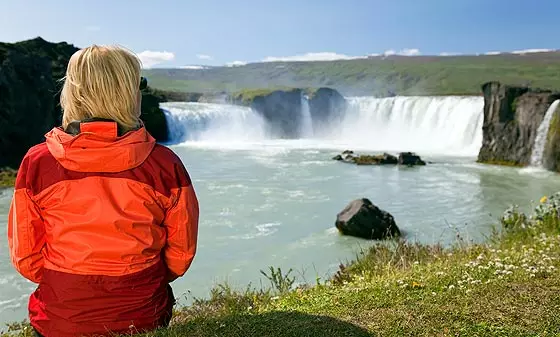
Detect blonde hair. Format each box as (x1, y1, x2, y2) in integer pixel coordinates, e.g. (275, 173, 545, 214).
(60, 45, 142, 131)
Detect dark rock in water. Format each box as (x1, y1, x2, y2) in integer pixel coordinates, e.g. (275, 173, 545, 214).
(382, 152, 398, 164)
(478, 81, 560, 169)
(335, 198, 401, 240)
(332, 150, 422, 166)
(398, 152, 426, 166)
(332, 154, 344, 161)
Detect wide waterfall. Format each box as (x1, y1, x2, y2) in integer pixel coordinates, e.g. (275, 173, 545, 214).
(161, 96, 484, 156)
(530, 99, 560, 167)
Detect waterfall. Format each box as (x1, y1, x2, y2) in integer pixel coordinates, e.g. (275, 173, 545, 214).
(530, 99, 560, 167)
(161, 102, 267, 143)
(329, 96, 484, 156)
(161, 96, 485, 156)
(300, 94, 313, 138)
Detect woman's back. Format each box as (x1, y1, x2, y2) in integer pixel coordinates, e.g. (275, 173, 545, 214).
(8, 46, 199, 337)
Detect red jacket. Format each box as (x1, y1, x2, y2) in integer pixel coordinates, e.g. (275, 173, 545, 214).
(7, 120, 199, 337)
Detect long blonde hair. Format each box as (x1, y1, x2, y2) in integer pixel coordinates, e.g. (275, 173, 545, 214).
(60, 45, 142, 131)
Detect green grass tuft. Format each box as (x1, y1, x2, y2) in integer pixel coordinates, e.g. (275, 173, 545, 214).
(0, 168, 17, 188)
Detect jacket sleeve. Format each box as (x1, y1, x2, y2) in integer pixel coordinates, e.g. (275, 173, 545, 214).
(162, 164, 199, 282)
(7, 169, 46, 284)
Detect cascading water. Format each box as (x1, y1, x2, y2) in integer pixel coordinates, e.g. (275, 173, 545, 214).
(530, 99, 560, 167)
(161, 102, 268, 143)
(300, 94, 313, 138)
(161, 96, 485, 156)
(331, 96, 484, 156)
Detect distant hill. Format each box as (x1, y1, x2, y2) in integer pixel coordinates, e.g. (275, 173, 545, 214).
(143, 52, 560, 96)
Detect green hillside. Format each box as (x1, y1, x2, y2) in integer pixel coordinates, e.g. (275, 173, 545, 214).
(143, 52, 560, 96)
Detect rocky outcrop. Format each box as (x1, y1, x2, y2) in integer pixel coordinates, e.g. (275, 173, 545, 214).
(229, 87, 347, 138)
(307, 87, 347, 135)
(335, 198, 401, 240)
(0, 37, 169, 169)
(478, 81, 560, 167)
(398, 152, 426, 166)
(333, 150, 426, 166)
(543, 105, 560, 171)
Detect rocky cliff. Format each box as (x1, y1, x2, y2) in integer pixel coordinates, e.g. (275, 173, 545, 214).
(229, 87, 347, 138)
(477, 81, 560, 168)
(0, 37, 168, 169)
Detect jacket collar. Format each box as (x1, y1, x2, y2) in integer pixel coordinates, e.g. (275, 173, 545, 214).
(65, 118, 140, 137)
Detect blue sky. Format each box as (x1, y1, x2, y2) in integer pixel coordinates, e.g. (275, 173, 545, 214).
(2, 0, 560, 68)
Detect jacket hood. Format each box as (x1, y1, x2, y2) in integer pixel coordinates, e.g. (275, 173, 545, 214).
(45, 121, 156, 173)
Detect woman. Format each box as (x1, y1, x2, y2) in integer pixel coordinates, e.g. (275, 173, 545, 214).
(7, 45, 199, 337)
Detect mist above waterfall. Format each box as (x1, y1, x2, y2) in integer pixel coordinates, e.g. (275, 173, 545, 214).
(162, 96, 484, 156)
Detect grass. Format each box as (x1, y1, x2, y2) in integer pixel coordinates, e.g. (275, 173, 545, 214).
(143, 52, 560, 96)
(0, 168, 17, 188)
(5, 195, 560, 336)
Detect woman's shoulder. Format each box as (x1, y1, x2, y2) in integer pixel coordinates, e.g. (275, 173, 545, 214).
(149, 144, 184, 166)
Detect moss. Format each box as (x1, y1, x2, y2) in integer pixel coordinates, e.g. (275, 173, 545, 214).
(230, 87, 298, 104)
(476, 159, 525, 167)
(0, 168, 17, 188)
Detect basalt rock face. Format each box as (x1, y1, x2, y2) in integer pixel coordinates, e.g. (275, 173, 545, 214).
(0, 38, 66, 169)
(308, 87, 347, 135)
(0, 37, 169, 169)
(229, 87, 347, 138)
(477, 81, 560, 167)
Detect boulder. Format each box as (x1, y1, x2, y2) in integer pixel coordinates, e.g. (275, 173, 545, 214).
(335, 198, 401, 240)
(477, 81, 560, 167)
(398, 152, 426, 166)
(332, 151, 420, 166)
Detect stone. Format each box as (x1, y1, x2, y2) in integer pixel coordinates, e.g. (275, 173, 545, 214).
(335, 198, 401, 240)
(398, 152, 426, 166)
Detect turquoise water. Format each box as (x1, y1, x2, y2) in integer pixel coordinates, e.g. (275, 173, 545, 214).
(2, 142, 560, 325)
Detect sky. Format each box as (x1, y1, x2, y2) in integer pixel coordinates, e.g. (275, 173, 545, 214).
(2, 0, 560, 68)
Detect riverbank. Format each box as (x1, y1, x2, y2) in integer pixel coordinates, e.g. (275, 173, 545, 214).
(4, 194, 560, 336)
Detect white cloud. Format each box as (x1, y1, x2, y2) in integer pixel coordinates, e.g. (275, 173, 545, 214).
(85, 25, 101, 32)
(262, 52, 367, 62)
(137, 50, 175, 68)
(197, 54, 213, 60)
(484, 51, 501, 55)
(511, 48, 554, 55)
(179, 65, 208, 70)
(399, 48, 421, 56)
(226, 60, 247, 67)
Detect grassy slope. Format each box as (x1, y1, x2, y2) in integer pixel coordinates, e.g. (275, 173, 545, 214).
(6, 196, 560, 337)
(143, 52, 560, 96)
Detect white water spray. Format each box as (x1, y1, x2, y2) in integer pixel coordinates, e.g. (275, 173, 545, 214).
(161, 102, 267, 143)
(331, 96, 484, 156)
(300, 94, 313, 138)
(530, 99, 560, 167)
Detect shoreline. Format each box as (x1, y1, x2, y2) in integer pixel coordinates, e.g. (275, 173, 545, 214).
(3, 194, 560, 336)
